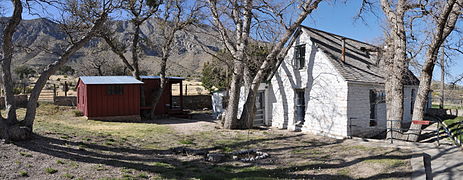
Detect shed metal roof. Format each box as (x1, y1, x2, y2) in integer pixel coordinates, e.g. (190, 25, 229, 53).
(140, 76, 185, 80)
(79, 76, 143, 85)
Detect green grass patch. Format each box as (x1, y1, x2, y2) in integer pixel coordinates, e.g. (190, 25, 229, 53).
(443, 117, 463, 142)
(149, 162, 174, 169)
(137, 173, 149, 179)
(363, 159, 407, 168)
(178, 138, 195, 145)
(19, 152, 33, 157)
(18, 170, 28, 177)
(290, 148, 322, 155)
(62, 173, 75, 179)
(235, 166, 265, 173)
(45, 167, 58, 174)
(56, 160, 66, 164)
(95, 164, 107, 171)
(337, 168, 350, 176)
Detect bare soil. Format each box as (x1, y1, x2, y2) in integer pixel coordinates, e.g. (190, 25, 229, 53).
(0, 104, 414, 179)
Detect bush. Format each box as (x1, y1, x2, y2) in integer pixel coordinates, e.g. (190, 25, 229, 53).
(18, 170, 28, 177)
(45, 167, 58, 174)
(73, 110, 84, 117)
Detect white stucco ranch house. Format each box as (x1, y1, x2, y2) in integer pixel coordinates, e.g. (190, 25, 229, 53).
(243, 26, 430, 138)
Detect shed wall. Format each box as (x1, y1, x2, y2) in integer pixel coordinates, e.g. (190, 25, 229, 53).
(86, 84, 140, 117)
(142, 79, 173, 115)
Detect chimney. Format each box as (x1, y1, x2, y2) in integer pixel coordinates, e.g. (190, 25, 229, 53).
(341, 38, 346, 62)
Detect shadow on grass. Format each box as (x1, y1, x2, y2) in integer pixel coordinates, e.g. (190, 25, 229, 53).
(14, 133, 418, 179)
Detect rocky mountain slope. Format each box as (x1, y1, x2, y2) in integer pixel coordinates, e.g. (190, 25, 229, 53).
(0, 18, 222, 77)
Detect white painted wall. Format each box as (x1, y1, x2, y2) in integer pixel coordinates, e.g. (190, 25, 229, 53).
(270, 29, 349, 138)
(347, 83, 387, 137)
(346, 83, 418, 137)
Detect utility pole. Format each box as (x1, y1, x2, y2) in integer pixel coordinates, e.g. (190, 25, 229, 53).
(440, 46, 445, 109)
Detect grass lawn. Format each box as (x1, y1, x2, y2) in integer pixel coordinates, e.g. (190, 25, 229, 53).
(442, 116, 463, 143)
(432, 104, 463, 109)
(0, 104, 414, 179)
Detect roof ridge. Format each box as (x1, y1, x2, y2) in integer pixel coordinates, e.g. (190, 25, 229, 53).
(300, 25, 379, 49)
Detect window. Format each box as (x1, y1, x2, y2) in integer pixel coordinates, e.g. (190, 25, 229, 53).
(295, 89, 305, 125)
(294, 44, 306, 69)
(107, 85, 124, 95)
(369, 90, 376, 120)
(411, 89, 416, 114)
(369, 89, 386, 120)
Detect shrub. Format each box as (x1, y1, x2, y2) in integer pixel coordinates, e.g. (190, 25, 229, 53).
(62, 173, 75, 179)
(45, 167, 58, 174)
(73, 110, 84, 117)
(18, 170, 28, 177)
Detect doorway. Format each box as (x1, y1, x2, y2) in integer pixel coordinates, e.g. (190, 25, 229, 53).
(254, 91, 265, 126)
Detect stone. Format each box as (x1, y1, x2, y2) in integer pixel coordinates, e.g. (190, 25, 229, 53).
(206, 153, 226, 163)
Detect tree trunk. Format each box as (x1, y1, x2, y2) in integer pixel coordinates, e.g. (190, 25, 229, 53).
(1, 0, 22, 123)
(380, 0, 408, 140)
(0, 0, 25, 142)
(222, 54, 245, 129)
(236, 64, 254, 128)
(440, 46, 445, 109)
(149, 55, 168, 119)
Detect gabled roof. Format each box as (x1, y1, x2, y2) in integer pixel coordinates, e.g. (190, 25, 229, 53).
(301, 26, 419, 85)
(79, 76, 143, 85)
(140, 76, 185, 80)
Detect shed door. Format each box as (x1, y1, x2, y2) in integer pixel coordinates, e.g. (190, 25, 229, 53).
(254, 91, 265, 126)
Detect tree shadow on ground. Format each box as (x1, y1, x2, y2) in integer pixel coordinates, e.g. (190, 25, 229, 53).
(14, 133, 420, 179)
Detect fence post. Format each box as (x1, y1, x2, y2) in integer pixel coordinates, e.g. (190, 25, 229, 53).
(389, 120, 393, 144)
(53, 84, 57, 99)
(437, 122, 440, 146)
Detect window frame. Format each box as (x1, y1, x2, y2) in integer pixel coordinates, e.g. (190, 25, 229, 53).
(107, 85, 124, 95)
(295, 89, 306, 123)
(294, 44, 306, 70)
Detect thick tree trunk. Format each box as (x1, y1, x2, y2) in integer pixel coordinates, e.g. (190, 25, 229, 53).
(385, 72, 405, 139)
(223, 55, 245, 129)
(380, 0, 408, 140)
(149, 55, 169, 119)
(0, 0, 26, 142)
(1, 0, 22, 123)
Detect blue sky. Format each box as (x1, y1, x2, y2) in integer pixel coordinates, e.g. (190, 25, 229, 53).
(302, 1, 463, 85)
(1, 0, 462, 84)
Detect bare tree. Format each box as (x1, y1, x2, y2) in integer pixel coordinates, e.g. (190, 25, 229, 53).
(146, 0, 203, 119)
(101, 0, 161, 80)
(0, 0, 117, 142)
(207, 0, 254, 129)
(406, 0, 462, 141)
(360, 0, 463, 140)
(238, 0, 324, 129)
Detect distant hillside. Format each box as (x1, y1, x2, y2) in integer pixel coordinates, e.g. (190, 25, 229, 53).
(0, 18, 222, 78)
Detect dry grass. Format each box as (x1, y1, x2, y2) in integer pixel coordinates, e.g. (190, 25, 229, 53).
(0, 104, 415, 179)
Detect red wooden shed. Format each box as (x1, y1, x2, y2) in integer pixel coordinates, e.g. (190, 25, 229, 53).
(140, 76, 185, 116)
(77, 76, 143, 121)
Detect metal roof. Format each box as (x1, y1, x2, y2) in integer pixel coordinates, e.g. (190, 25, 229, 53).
(140, 76, 185, 80)
(300, 26, 419, 85)
(79, 76, 143, 85)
